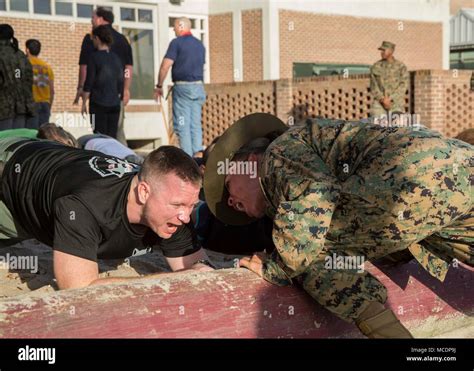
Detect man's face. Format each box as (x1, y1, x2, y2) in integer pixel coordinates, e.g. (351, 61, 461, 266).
(380, 48, 393, 60)
(142, 173, 200, 238)
(91, 11, 104, 28)
(225, 171, 266, 219)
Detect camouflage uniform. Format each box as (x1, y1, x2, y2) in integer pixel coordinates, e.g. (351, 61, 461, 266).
(0, 40, 35, 124)
(260, 118, 473, 322)
(370, 58, 409, 117)
(0, 40, 18, 121)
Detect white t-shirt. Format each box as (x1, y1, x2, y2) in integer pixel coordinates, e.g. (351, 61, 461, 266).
(84, 138, 136, 160)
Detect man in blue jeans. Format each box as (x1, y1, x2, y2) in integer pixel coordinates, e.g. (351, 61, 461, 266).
(154, 17, 206, 156)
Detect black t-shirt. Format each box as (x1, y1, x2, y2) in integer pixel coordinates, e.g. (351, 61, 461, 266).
(83, 50, 124, 107)
(79, 25, 133, 70)
(1, 140, 200, 262)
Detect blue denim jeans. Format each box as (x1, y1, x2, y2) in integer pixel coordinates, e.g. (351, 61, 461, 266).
(26, 102, 51, 129)
(172, 83, 206, 156)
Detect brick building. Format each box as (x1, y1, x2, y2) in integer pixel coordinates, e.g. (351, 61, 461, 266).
(0, 0, 463, 145)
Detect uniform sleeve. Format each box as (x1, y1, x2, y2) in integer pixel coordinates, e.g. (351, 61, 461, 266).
(164, 39, 178, 61)
(391, 63, 409, 104)
(370, 64, 384, 101)
(262, 155, 341, 286)
(157, 222, 201, 258)
(53, 196, 102, 262)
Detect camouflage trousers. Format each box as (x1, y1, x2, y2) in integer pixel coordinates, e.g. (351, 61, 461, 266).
(299, 133, 473, 322)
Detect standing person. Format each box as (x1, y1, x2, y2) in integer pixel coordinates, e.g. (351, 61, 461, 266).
(0, 24, 35, 130)
(370, 41, 409, 119)
(25, 39, 55, 129)
(154, 17, 206, 157)
(81, 25, 124, 138)
(74, 7, 133, 145)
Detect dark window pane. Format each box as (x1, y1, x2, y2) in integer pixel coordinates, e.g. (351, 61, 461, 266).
(77, 3, 92, 18)
(0, 0, 6, 10)
(10, 0, 29, 12)
(169, 17, 176, 27)
(55, 1, 72, 15)
(138, 9, 152, 23)
(34, 0, 51, 14)
(123, 28, 155, 99)
(121, 7, 135, 21)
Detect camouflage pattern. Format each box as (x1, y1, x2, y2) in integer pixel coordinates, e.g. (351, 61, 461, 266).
(0, 40, 35, 121)
(259, 118, 473, 322)
(370, 58, 409, 117)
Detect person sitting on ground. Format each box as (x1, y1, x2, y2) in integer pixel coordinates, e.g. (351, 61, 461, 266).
(0, 137, 213, 289)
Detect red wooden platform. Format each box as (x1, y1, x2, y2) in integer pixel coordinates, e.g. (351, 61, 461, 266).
(0, 260, 473, 338)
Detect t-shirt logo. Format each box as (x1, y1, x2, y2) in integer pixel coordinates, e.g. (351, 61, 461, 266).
(88, 156, 139, 178)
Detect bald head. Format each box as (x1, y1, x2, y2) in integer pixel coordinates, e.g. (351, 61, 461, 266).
(174, 17, 191, 36)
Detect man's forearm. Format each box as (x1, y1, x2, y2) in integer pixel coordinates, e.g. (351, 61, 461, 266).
(124, 65, 133, 91)
(157, 64, 170, 87)
(78, 65, 87, 89)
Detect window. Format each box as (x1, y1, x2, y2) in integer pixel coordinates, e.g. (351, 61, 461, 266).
(450, 49, 474, 70)
(34, 0, 51, 14)
(138, 9, 152, 23)
(123, 28, 155, 99)
(10, 0, 29, 12)
(0, 0, 6, 10)
(77, 3, 92, 18)
(121, 7, 135, 21)
(55, 0, 72, 15)
(293, 63, 371, 78)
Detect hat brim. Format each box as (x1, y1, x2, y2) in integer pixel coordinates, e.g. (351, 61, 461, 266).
(203, 113, 287, 225)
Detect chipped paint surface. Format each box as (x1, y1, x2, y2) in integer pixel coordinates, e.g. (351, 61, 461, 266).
(0, 262, 473, 338)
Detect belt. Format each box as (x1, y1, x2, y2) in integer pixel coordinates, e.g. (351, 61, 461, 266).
(174, 80, 203, 85)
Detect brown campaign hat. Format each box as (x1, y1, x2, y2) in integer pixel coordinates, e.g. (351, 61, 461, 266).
(203, 113, 287, 225)
(378, 41, 396, 51)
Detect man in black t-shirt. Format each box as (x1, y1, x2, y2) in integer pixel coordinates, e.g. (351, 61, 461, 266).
(73, 7, 133, 145)
(0, 137, 211, 289)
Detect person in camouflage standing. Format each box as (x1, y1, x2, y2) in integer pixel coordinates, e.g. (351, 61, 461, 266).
(370, 41, 409, 119)
(204, 113, 473, 339)
(0, 24, 35, 130)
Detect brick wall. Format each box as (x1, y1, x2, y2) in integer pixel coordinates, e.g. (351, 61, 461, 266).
(201, 70, 473, 144)
(201, 80, 275, 145)
(242, 9, 263, 82)
(0, 16, 89, 114)
(279, 10, 443, 79)
(450, 0, 473, 15)
(413, 70, 473, 137)
(209, 13, 234, 83)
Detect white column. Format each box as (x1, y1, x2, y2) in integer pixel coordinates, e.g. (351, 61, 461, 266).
(232, 10, 243, 82)
(262, 2, 280, 80)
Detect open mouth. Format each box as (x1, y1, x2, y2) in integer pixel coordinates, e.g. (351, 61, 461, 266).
(166, 223, 179, 233)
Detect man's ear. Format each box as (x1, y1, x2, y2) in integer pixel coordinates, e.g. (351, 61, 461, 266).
(137, 181, 151, 204)
(248, 153, 258, 162)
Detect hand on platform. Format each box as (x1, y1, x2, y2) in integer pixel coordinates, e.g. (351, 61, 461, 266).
(239, 252, 266, 278)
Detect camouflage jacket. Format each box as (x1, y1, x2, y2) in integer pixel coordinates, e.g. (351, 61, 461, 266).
(259, 118, 473, 286)
(0, 40, 36, 119)
(370, 58, 408, 113)
(0, 40, 18, 120)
